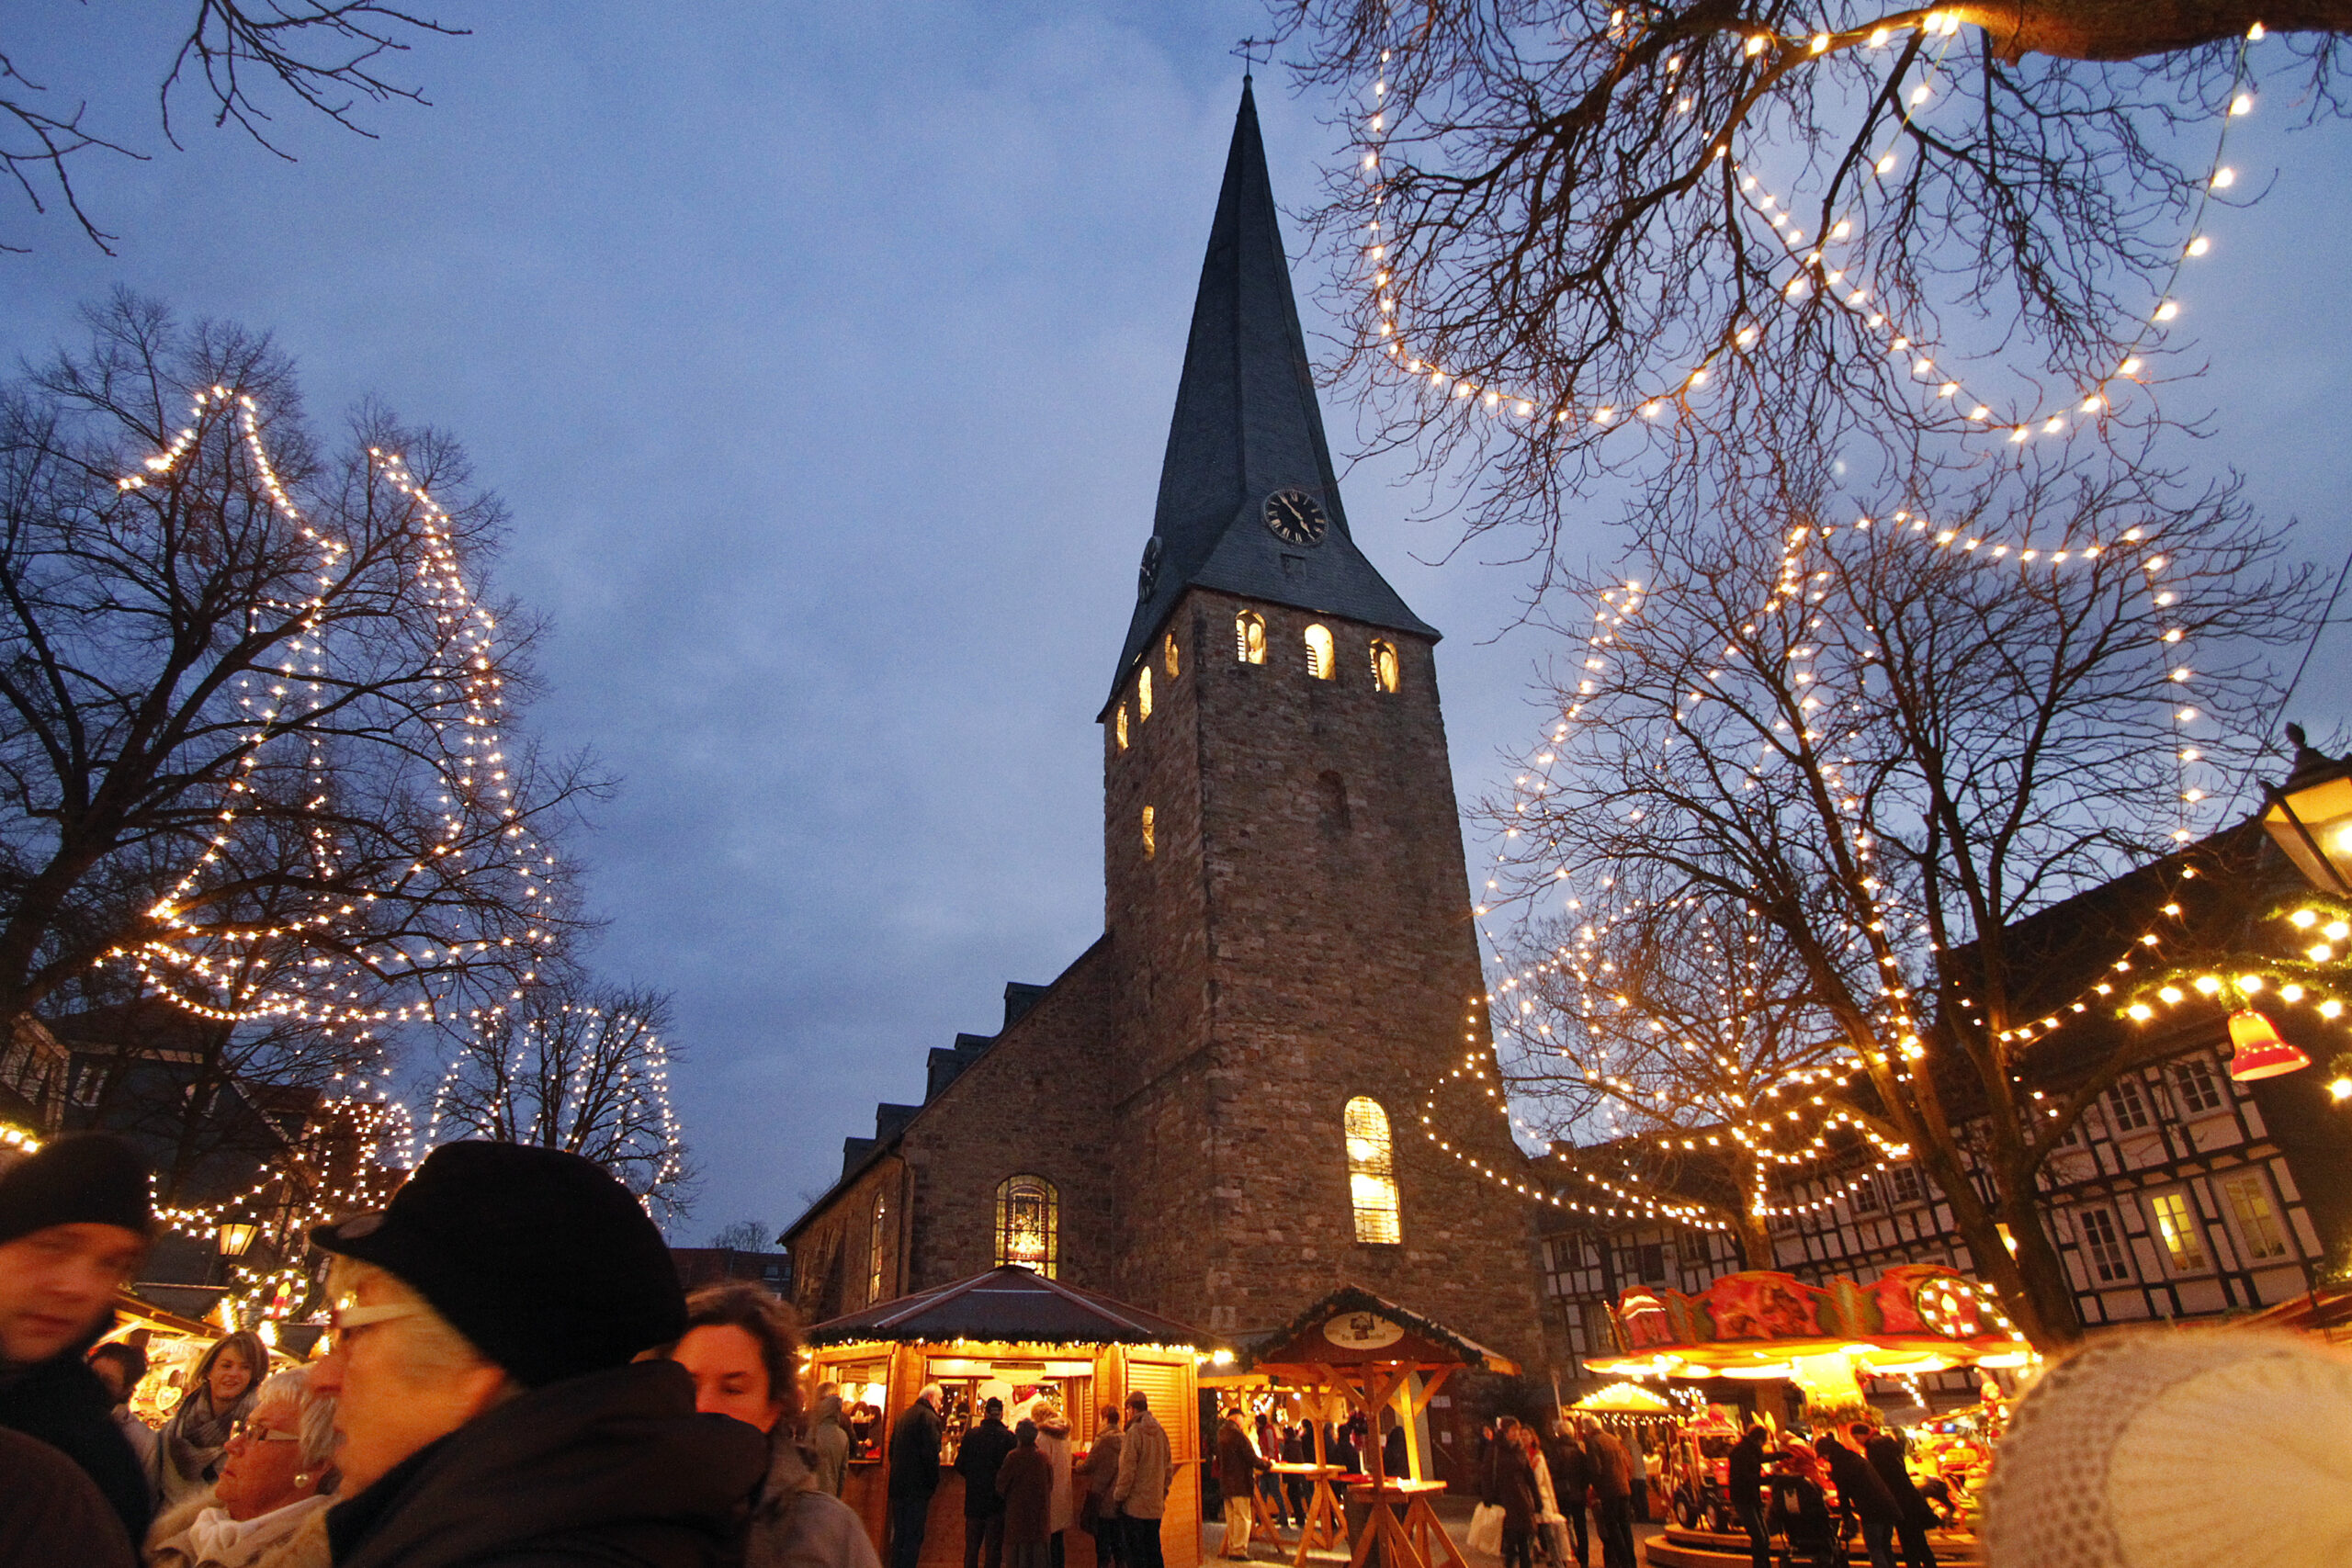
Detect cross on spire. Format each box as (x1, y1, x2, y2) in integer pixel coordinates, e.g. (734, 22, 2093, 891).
(1231, 36, 1274, 76)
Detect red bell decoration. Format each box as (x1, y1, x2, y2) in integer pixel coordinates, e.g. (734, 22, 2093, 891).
(2226, 1010, 2312, 1081)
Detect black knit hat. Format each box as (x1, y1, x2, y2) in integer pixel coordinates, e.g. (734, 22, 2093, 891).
(0, 1133, 153, 1247)
(311, 1141, 684, 1389)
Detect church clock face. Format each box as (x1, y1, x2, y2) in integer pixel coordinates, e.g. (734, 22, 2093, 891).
(1263, 488, 1328, 547)
(1136, 536, 1163, 599)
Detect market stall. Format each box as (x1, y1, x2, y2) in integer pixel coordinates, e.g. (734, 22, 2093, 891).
(803, 1265, 1209, 1568)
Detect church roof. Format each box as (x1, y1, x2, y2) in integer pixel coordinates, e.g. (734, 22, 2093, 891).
(805, 1263, 1208, 1348)
(1107, 78, 1434, 714)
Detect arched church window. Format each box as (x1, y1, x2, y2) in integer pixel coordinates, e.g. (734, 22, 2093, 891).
(995, 1174, 1059, 1277)
(1139, 666, 1153, 720)
(1370, 640, 1399, 694)
(1115, 704, 1128, 751)
(1304, 624, 1335, 681)
(1141, 806, 1156, 859)
(1237, 611, 1267, 665)
(1165, 633, 1182, 679)
(1344, 1097, 1402, 1244)
(866, 1190, 888, 1304)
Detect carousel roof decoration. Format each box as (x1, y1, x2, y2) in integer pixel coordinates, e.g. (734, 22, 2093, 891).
(1570, 1382, 1671, 1414)
(804, 1264, 1208, 1349)
(1236, 1284, 1521, 1375)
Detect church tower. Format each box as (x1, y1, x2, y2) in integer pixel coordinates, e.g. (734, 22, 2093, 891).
(1099, 80, 1543, 1357)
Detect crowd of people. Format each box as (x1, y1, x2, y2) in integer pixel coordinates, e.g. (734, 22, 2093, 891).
(1476, 1413, 1637, 1568)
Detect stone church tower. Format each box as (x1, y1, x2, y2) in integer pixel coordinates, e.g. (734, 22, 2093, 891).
(783, 80, 1542, 1368)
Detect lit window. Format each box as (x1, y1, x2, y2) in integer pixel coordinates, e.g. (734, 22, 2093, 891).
(2077, 1207, 2132, 1282)
(1237, 611, 1266, 664)
(1344, 1096, 1401, 1244)
(2173, 1056, 2224, 1115)
(1304, 624, 1335, 680)
(1141, 806, 1155, 859)
(1370, 639, 1399, 693)
(2220, 1172, 2289, 1259)
(2145, 1190, 2208, 1272)
(1165, 633, 1181, 678)
(1138, 665, 1153, 720)
(1115, 704, 1128, 751)
(2107, 1077, 2151, 1133)
(994, 1174, 1059, 1277)
(866, 1190, 888, 1304)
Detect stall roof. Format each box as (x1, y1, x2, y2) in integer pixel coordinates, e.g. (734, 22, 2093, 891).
(1239, 1285, 1519, 1375)
(806, 1265, 1209, 1349)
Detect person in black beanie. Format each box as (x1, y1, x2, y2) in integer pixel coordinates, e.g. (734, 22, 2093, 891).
(0, 1131, 154, 1551)
(306, 1139, 768, 1568)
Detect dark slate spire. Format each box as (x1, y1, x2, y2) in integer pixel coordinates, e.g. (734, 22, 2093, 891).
(1108, 78, 1435, 711)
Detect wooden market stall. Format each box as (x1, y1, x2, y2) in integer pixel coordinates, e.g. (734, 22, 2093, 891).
(804, 1266, 1210, 1568)
(1233, 1287, 1520, 1568)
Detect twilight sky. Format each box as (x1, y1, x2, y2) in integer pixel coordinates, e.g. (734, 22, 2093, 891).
(5, 4, 2347, 1238)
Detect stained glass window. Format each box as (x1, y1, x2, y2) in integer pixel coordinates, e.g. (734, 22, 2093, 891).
(1345, 1097, 1401, 1244)
(995, 1175, 1058, 1277)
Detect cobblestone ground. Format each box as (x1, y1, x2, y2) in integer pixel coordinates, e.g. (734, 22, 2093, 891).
(1204, 1495, 1667, 1566)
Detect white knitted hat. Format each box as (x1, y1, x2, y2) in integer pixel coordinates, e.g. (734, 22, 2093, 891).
(1984, 1330, 2352, 1568)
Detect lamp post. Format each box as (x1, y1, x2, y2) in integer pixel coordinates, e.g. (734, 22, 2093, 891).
(216, 1221, 258, 1258)
(2262, 725, 2352, 897)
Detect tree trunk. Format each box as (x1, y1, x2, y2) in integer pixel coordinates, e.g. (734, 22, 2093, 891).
(1732, 1211, 1777, 1276)
(1952, 0, 2352, 62)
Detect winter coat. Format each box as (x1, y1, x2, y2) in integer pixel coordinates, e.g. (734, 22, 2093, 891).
(147, 1492, 333, 1568)
(1112, 1410, 1171, 1520)
(322, 1360, 768, 1568)
(155, 1331, 268, 1509)
(956, 1417, 1018, 1517)
(0, 1424, 136, 1568)
(1582, 1430, 1633, 1501)
(746, 1431, 883, 1568)
(1527, 1442, 1563, 1525)
(1487, 1440, 1536, 1534)
(1817, 1434, 1901, 1525)
(997, 1445, 1056, 1547)
(1079, 1427, 1123, 1515)
(1214, 1419, 1264, 1498)
(1726, 1428, 1767, 1509)
(808, 1395, 852, 1498)
(0, 1336, 151, 1544)
(1034, 1416, 1075, 1533)
(1863, 1432, 1938, 1529)
(1539, 1434, 1586, 1510)
(1381, 1426, 1407, 1482)
(888, 1400, 944, 1502)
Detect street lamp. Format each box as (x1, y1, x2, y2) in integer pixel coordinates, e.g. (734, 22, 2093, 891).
(2261, 725, 2352, 897)
(216, 1222, 258, 1258)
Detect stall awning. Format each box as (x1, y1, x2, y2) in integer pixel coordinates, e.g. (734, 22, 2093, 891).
(806, 1265, 1208, 1348)
(1238, 1285, 1519, 1376)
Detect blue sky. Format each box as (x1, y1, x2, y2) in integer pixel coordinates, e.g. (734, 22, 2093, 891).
(5, 4, 2346, 1238)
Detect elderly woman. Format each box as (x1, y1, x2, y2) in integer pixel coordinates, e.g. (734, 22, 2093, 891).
(153, 1331, 266, 1507)
(146, 1366, 336, 1568)
(666, 1282, 880, 1568)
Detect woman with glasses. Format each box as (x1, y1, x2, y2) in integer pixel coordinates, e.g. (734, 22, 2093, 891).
(152, 1330, 266, 1508)
(146, 1365, 336, 1568)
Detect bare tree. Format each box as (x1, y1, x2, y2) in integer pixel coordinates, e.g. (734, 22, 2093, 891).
(0, 293, 595, 1049)
(429, 979, 694, 1218)
(1277, 1, 2347, 579)
(4, 3, 464, 253)
(1477, 450, 2320, 1348)
(707, 1218, 771, 1250)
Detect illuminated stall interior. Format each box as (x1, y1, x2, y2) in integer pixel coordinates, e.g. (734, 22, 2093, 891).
(805, 1265, 1208, 1568)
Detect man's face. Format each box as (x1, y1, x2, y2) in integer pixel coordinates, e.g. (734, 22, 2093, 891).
(1125, 1400, 1146, 1427)
(0, 1224, 144, 1365)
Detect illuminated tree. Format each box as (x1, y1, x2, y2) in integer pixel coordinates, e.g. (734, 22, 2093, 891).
(1278, 0, 2338, 571)
(429, 979, 693, 1219)
(1477, 450, 2321, 1348)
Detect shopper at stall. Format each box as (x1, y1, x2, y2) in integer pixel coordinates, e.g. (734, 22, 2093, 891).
(1541, 1416, 1589, 1568)
(999, 1419, 1056, 1568)
(1815, 1422, 1900, 1568)
(958, 1395, 1018, 1568)
(890, 1384, 947, 1568)
(1252, 1413, 1287, 1529)
(1032, 1402, 1075, 1568)
(1079, 1404, 1124, 1568)
(809, 1382, 853, 1497)
(1577, 1416, 1636, 1568)
(1853, 1422, 1938, 1568)
(91, 1341, 157, 1470)
(1278, 1420, 1310, 1527)
(1484, 1417, 1538, 1568)
(1523, 1424, 1567, 1568)
(154, 1330, 267, 1508)
(1726, 1416, 1771, 1568)
(301, 1139, 768, 1568)
(0, 1131, 154, 1547)
(1215, 1406, 1265, 1560)
(1113, 1390, 1172, 1568)
(146, 1365, 337, 1568)
(666, 1281, 878, 1568)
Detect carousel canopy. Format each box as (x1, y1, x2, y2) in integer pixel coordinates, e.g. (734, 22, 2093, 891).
(1570, 1382, 1671, 1415)
(805, 1264, 1207, 1348)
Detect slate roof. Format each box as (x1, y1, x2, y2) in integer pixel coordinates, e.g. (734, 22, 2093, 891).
(1106, 77, 1434, 716)
(805, 1263, 1208, 1348)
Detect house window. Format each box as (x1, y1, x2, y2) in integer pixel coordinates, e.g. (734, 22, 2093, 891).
(1138, 666, 1153, 720)
(2144, 1190, 2208, 1272)
(866, 1191, 888, 1305)
(1343, 1097, 1402, 1244)
(1164, 633, 1181, 678)
(2173, 1055, 2225, 1115)
(994, 1175, 1059, 1277)
(1115, 705, 1128, 751)
(1889, 1165, 1925, 1205)
(2107, 1077, 2152, 1133)
(1849, 1177, 1882, 1213)
(1237, 611, 1266, 664)
(1141, 806, 1156, 859)
(2219, 1172, 2290, 1260)
(1304, 624, 1335, 681)
(1636, 1242, 1668, 1281)
(2077, 1206, 2132, 1283)
(1370, 639, 1399, 693)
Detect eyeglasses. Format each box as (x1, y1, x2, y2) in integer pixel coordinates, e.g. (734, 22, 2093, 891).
(325, 1299, 424, 1350)
(227, 1417, 300, 1445)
